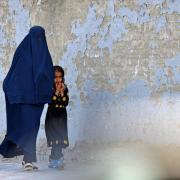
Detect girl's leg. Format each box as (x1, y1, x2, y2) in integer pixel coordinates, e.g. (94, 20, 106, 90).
(50, 144, 63, 160)
(49, 144, 64, 168)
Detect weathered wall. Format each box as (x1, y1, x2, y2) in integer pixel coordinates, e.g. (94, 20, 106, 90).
(0, 0, 179, 147)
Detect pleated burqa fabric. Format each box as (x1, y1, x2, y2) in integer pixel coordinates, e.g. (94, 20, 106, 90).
(0, 26, 54, 162)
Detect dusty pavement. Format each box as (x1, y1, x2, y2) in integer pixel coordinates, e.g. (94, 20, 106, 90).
(1, 142, 180, 180)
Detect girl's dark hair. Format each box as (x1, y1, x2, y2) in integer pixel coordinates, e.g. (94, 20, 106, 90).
(54, 65, 65, 83)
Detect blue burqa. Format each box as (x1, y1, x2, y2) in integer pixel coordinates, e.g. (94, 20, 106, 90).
(0, 26, 54, 162)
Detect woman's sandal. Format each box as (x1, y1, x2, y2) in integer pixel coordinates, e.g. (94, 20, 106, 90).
(22, 161, 38, 171)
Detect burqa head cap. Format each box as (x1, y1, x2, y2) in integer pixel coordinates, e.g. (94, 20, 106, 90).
(3, 25, 54, 104)
(30, 26, 45, 33)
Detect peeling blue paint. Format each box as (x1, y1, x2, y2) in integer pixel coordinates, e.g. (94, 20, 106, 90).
(138, 0, 164, 6)
(166, 0, 180, 14)
(163, 87, 180, 99)
(160, 0, 180, 14)
(155, 16, 167, 32)
(119, 7, 151, 24)
(119, 7, 138, 24)
(65, 5, 103, 61)
(166, 54, 180, 67)
(98, 17, 127, 54)
(58, 0, 180, 144)
(8, 0, 30, 45)
(63, 0, 128, 58)
(98, 0, 127, 55)
(119, 80, 151, 99)
(154, 54, 180, 93)
(60, 5, 105, 145)
(83, 79, 151, 106)
(60, 0, 180, 106)
(155, 68, 168, 87)
(76, 79, 153, 142)
(108, 78, 118, 86)
(61, 0, 179, 62)
(165, 54, 180, 84)
(61, 4, 104, 102)
(107, 0, 116, 17)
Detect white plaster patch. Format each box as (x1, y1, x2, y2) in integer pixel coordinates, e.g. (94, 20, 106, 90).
(37, 0, 42, 6)
(8, 0, 30, 45)
(149, 41, 159, 49)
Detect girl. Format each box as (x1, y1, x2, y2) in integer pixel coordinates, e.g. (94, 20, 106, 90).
(45, 65, 69, 169)
(0, 26, 54, 171)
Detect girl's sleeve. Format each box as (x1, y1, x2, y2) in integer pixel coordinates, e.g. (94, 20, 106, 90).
(51, 93, 59, 105)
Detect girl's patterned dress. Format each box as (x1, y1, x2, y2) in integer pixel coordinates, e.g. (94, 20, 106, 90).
(45, 86, 69, 160)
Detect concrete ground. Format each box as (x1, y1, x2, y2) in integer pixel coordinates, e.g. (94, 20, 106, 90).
(0, 142, 180, 180)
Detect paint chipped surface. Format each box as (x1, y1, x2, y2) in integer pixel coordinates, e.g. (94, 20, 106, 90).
(155, 16, 167, 32)
(153, 54, 180, 97)
(138, 0, 165, 6)
(8, 0, 30, 45)
(0, 0, 179, 147)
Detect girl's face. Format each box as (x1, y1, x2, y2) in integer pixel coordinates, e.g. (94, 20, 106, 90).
(54, 71, 63, 84)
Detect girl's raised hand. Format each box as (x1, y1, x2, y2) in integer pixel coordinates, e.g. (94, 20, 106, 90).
(55, 83, 62, 96)
(60, 83, 65, 97)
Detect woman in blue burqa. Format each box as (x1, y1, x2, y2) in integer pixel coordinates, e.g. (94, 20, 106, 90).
(0, 26, 54, 171)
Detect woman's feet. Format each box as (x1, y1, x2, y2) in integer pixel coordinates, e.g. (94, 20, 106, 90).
(22, 158, 64, 171)
(22, 161, 38, 171)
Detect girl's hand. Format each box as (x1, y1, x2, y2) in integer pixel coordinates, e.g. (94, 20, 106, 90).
(61, 83, 65, 91)
(60, 83, 65, 97)
(55, 83, 62, 96)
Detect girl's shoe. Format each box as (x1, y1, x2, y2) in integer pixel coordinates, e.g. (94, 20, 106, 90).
(56, 159, 64, 169)
(48, 159, 57, 168)
(48, 159, 64, 169)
